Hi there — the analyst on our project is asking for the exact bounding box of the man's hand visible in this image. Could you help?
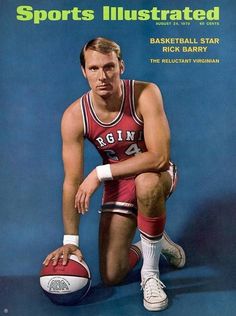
[75,169,100,214]
[43,244,83,266]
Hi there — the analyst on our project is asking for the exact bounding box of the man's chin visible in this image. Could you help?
[96,89,113,98]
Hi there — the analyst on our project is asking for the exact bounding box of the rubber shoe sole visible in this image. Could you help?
[143,297,168,311]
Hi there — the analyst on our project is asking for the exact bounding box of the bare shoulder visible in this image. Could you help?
[134,81,164,116]
[134,80,162,97]
[61,97,84,141]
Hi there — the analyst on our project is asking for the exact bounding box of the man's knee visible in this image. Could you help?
[100,263,129,286]
[135,173,165,207]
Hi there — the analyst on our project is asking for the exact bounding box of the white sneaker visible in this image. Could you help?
[141,274,168,311]
[161,232,186,268]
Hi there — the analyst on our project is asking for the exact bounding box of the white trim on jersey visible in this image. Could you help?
[80,98,88,136]
[130,80,144,126]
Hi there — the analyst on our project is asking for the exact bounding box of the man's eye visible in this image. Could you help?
[90,67,97,71]
[105,65,114,71]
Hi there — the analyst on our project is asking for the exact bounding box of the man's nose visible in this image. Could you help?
[98,68,106,80]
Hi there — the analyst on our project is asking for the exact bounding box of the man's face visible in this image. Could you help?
[82,49,124,98]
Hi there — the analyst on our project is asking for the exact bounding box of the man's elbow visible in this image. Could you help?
[152,154,170,172]
[160,159,170,171]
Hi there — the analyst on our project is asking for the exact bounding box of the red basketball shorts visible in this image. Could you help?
[100,163,177,216]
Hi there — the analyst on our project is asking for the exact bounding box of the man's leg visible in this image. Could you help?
[99,212,138,285]
[135,171,172,311]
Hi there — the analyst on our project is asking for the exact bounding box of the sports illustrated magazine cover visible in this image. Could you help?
[0,1,235,315]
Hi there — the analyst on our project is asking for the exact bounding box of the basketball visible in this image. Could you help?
[40,255,91,305]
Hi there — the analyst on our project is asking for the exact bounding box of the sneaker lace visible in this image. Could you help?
[141,275,166,298]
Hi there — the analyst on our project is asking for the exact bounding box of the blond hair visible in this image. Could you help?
[80,37,122,68]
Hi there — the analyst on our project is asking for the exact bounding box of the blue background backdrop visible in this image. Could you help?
[0,0,235,315]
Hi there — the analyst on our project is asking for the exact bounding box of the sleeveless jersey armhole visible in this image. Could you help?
[80,96,88,137]
[130,80,143,125]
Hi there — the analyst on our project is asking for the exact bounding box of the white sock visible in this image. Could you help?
[140,234,163,279]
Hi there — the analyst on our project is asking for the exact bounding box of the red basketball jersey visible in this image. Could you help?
[80,80,147,164]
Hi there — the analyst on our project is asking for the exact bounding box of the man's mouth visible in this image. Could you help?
[97,83,110,88]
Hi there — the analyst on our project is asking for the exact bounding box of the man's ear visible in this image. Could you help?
[81,66,87,78]
[120,60,125,75]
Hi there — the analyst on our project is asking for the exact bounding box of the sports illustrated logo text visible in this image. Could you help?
[16,5,220,24]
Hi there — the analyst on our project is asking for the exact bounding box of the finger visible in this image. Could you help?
[74,249,83,262]
[76,191,86,214]
[43,257,50,266]
[75,191,80,209]
[79,192,87,214]
[43,256,49,266]
[52,251,62,266]
[43,253,55,266]
[75,190,84,213]
[74,193,79,209]
[62,249,69,266]
[84,194,90,212]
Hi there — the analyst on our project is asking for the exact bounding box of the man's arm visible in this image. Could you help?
[44,100,85,265]
[62,103,84,234]
[110,81,170,178]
